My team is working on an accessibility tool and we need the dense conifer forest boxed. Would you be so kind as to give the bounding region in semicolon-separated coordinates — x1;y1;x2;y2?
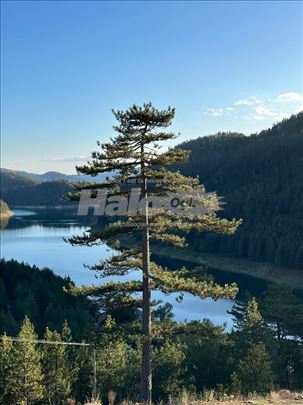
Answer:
1;178;73;206
0;260;95;339
174;112;303;270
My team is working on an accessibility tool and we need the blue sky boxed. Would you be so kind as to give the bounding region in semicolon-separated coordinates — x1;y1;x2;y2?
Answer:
1;1;302;173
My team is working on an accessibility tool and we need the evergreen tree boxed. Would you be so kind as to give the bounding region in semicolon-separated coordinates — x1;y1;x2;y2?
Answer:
97;334;141;402
71;344;93;403
152;339;186;400
0;279;8;312
41;327;71;404
231;297;270;342
0;334;13;405
234;342;274;395
260;286;303;389
260;285;303;341
183;320;231;391
68;103;241;403
8;316;44;404
230;297;273;363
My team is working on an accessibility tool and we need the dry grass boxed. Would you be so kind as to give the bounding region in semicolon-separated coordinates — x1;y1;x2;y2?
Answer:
168;390;303;405
84;401;102;405
83;394;102;405
84;390;303;405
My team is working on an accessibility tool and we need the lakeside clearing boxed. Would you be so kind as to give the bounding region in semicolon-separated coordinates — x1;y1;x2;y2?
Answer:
0;210;13;218
0;200;13;228
0;199;13;218
0;211;13;229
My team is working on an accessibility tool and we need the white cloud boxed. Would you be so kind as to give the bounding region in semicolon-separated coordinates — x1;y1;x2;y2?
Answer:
234;96;261;106
242;105;290;121
276;92;303;104
255;106;276;117
203;91;302;123
204;108;224;117
204;106;236;117
243;114;265;121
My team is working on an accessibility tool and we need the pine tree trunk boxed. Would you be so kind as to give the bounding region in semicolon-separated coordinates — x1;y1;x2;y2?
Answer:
141;220;152;403
141;142;152;404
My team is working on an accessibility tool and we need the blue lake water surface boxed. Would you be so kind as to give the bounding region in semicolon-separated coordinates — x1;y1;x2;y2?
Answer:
1;208;236;328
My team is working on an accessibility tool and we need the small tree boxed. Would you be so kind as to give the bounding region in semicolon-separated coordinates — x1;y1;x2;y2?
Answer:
152;338;186;400
97;333;141;401
0;334;14;404
41;327;71;404
184;320;231;391
68;103;241;403
231;297;271;343
230;297;274;367
9;316;44;404
235;342;274;395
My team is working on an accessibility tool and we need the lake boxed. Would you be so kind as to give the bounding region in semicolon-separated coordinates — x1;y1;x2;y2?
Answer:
0;207;267;329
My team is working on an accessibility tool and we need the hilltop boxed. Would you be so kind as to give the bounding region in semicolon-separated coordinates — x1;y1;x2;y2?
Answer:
0;168;109;184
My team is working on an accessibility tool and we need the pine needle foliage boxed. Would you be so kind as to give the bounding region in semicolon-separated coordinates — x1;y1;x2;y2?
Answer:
7;316;44;404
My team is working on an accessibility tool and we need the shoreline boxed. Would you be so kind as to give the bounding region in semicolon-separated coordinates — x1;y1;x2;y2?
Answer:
156;246;303;291
0;210;13;229
11;204;77;210
0;210;13;218
121;239;303;291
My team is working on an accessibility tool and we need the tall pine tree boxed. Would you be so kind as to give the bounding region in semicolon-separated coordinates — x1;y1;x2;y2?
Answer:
8;316;43;404
68;103;241;403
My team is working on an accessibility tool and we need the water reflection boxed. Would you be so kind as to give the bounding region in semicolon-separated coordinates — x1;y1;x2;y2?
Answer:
0;216;10;230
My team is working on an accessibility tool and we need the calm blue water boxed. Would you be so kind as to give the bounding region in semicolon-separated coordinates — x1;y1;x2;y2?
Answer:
1;208;235;328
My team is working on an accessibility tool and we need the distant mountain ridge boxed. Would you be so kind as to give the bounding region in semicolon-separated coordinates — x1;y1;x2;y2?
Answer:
0;168;111;206
0;168;109;183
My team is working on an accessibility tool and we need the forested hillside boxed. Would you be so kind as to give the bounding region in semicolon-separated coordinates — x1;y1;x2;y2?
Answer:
0;169;108;205
0;169;37;193
174;112;303;270
1;178;73;206
0;260;95;338
1;167;110;184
